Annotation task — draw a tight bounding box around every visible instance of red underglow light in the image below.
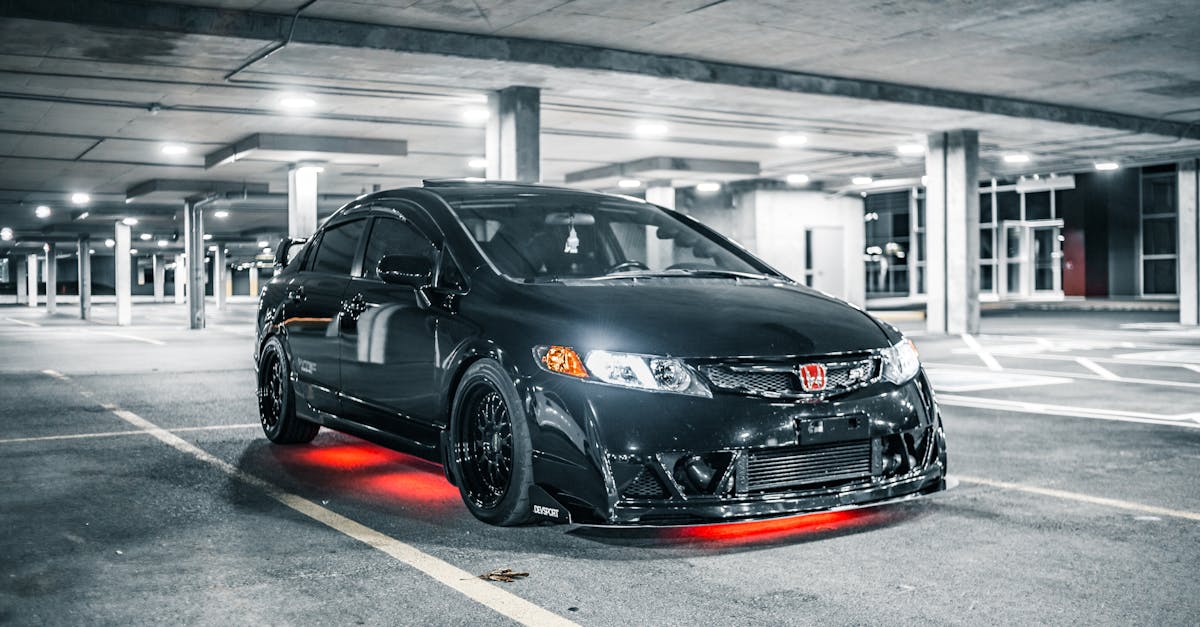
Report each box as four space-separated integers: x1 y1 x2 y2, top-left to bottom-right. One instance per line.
292 443 402 470
669 510 873 545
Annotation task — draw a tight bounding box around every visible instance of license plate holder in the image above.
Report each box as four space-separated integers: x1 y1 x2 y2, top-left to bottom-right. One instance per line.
795 414 868 445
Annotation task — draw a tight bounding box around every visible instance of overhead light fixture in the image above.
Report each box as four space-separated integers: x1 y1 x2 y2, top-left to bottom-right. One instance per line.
122 217 139 226
695 182 721 193
34 205 51 219
71 193 90 205
213 210 230 218
1094 161 1120 171
0 227 13 241
777 134 808 147
203 233 213 240
158 240 169 247
786 174 810 185
139 233 152 241
468 158 488 169
1003 154 1031 164
129 248 139 255
634 122 669 137
75 211 89 220
208 245 218 252
897 143 925 156
852 176 873 185
278 94 316 109
462 107 490 123
617 179 642 189
89 249 95 255
262 247 272 254
105 238 115 247
257 240 270 247
161 144 188 155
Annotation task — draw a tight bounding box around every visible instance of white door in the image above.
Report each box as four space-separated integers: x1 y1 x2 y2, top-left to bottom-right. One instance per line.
806 226 845 299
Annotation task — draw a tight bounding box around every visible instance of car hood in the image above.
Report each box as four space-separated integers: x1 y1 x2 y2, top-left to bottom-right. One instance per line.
495 278 891 358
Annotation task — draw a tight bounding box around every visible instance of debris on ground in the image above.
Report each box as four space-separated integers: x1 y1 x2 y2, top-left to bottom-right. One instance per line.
478 568 529 583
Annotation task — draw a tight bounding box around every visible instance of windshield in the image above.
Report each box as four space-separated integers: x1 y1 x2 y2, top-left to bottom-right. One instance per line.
444 191 778 282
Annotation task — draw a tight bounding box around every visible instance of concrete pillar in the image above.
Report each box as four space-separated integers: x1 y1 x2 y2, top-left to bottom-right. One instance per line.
925 129 980 335
77 236 91 320
1180 158 1199 326
184 199 205 329
486 86 540 182
248 265 259 298
288 166 320 239
15 255 27 305
645 185 676 270
213 245 227 310
26 253 37 308
224 267 233 299
152 254 166 303
44 243 57 315
114 222 132 326
174 253 186 305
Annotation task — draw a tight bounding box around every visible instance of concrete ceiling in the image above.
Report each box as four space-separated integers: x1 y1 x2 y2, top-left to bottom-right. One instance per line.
0 0 1198 261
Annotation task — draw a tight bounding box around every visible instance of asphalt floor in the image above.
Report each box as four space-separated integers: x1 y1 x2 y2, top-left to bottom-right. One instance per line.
1 302 1197 625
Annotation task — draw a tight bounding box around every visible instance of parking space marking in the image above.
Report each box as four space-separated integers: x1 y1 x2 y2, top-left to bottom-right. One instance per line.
923 361 1200 390
90 330 167 346
0 423 260 445
960 334 1003 371
957 476 1200 522
3 317 40 327
939 394 1200 429
1074 357 1120 380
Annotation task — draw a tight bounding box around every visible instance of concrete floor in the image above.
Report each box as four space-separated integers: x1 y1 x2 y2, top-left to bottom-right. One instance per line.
1 303 1198 625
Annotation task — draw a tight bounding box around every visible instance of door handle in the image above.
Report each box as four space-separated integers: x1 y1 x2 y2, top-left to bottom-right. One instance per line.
287 286 306 303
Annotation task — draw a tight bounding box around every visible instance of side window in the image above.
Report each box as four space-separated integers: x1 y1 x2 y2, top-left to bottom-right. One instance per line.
362 217 437 281
439 250 467 290
310 219 366 276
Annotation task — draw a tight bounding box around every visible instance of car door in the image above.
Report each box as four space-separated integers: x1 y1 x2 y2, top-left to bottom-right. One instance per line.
337 211 442 439
284 217 367 415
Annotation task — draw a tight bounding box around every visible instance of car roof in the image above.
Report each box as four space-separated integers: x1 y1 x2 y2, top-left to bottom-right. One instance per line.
353 179 647 207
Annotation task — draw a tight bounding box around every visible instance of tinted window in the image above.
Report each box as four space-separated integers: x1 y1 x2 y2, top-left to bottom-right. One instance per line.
362 217 436 281
310 219 366 276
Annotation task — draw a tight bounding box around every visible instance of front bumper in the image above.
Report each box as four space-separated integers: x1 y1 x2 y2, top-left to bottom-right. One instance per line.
523 368 946 525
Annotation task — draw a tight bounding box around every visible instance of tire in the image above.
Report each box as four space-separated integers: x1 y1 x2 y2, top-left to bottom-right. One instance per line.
449 359 534 526
257 336 320 444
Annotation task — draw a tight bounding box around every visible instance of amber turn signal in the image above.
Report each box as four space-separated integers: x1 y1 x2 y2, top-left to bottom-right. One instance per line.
542 345 588 378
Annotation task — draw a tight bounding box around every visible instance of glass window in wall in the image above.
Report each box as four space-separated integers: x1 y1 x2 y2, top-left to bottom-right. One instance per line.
1025 191 1051 221
1140 170 1178 296
863 191 911 296
996 191 1020 222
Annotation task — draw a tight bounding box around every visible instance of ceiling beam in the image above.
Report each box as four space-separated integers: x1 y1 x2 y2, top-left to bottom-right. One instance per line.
205 133 409 169
2 0 1198 140
565 156 760 184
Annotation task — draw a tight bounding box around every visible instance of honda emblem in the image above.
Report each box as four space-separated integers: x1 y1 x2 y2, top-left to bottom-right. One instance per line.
796 363 827 392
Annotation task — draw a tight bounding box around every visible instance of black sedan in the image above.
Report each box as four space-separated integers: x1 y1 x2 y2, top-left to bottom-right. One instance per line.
254 181 946 526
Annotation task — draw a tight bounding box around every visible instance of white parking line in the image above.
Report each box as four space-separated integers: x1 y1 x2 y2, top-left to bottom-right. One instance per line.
956 476 1200 522
0 423 260 445
922 361 1200 390
938 394 1200 429
1074 357 1120 380
960 334 1003 371
4 317 40 327
1186 365 1200 375
91 330 167 346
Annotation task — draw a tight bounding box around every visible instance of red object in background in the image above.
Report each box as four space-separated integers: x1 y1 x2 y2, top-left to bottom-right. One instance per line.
1062 227 1086 296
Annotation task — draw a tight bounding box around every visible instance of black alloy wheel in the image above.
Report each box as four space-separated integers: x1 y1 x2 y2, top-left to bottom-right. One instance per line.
257 337 320 444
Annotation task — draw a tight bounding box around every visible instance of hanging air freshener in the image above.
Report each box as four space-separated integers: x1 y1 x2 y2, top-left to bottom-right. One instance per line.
564 223 580 254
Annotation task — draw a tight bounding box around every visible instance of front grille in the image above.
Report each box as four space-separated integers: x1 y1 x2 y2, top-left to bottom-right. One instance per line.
622 469 667 499
746 441 873 492
700 355 879 399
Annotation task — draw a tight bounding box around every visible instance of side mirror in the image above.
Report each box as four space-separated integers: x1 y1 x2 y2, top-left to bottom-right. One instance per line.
274 237 307 267
378 254 433 288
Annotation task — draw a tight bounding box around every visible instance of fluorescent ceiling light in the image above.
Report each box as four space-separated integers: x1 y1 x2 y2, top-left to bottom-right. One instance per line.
617 179 642 189
129 249 138 255
462 107 490 123
777 134 808 147
71 193 90 205
203 233 213 240
468 158 488 169
34 205 51 219
158 240 169 247
208 245 218 251
105 238 115 247
262 247 272 253
695 182 721 193
139 233 152 240
122 217 138 226
852 176 873 185
0 227 13 241
76 211 89 220
1003 154 1031 164
786 174 810 185
213 210 230 218
257 240 270 247
161 144 188 155
896 143 925 156
1094 161 1120 171
278 94 316 109
634 122 668 137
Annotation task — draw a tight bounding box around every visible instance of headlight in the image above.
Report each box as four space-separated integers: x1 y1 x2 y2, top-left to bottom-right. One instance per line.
534 346 711 397
881 338 921 384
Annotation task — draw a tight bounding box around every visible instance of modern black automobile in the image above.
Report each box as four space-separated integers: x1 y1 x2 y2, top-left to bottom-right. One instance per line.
254 181 946 526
